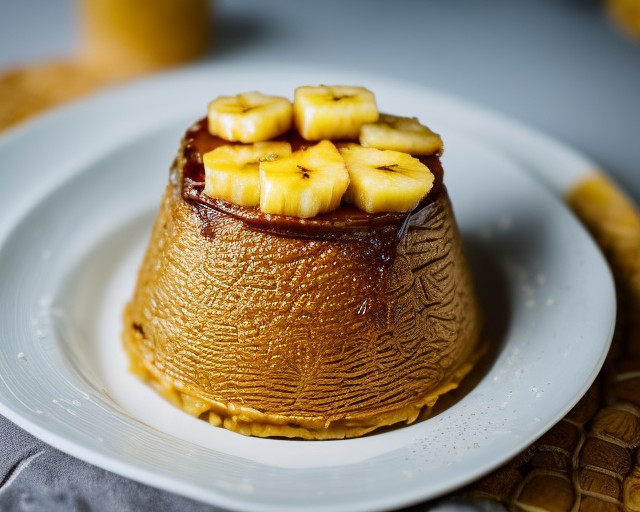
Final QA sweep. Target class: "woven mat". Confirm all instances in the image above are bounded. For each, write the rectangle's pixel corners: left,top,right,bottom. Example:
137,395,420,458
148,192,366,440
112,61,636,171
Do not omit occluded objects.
1,58,640,511
464,174,640,510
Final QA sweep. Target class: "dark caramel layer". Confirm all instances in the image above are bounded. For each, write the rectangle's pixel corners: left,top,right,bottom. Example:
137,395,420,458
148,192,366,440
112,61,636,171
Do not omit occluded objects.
181,118,443,239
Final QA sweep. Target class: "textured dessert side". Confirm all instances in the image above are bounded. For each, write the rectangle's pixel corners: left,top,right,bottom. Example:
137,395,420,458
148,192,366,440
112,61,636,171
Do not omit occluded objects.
123,85,482,439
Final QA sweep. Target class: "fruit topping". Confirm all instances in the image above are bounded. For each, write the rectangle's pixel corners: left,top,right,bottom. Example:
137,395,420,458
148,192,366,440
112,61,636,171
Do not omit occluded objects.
203,142,292,207
339,144,434,214
259,140,349,219
359,114,443,155
201,86,439,218
207,91,292,143
293,85,378,141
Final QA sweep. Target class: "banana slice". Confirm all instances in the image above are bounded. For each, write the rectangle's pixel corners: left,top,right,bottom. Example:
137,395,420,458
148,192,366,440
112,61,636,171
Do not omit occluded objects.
207,92,293,143
293,85,378,141
359,114,443,155
203,141,292,207
259,140,350,218
339,143,434,214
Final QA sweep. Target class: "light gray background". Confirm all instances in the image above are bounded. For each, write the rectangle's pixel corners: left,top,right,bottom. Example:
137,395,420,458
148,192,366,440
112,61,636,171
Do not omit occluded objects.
0,0,639,510
2,0,638,200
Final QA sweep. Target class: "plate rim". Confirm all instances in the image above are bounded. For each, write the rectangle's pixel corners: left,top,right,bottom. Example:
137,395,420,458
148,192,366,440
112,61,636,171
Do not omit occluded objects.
0,62,616,512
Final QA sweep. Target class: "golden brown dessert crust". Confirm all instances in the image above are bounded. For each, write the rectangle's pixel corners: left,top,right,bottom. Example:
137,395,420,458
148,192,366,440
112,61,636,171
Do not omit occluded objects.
122,138,482,438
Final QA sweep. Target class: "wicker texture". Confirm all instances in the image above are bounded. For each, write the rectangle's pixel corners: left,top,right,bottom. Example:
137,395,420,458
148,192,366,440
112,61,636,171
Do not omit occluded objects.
466,173,640,510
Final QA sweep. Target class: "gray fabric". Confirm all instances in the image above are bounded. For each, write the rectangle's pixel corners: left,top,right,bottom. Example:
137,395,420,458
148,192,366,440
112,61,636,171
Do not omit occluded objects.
0,414,504,511
0,415,217,512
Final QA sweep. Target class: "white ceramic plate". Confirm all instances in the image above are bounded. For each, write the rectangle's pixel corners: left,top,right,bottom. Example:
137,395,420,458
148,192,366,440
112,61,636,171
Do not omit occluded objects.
0,63,615,512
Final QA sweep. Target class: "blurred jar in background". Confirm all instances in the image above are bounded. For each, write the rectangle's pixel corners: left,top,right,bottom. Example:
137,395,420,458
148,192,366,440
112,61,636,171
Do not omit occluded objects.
607,0,640,38
78,0,212,77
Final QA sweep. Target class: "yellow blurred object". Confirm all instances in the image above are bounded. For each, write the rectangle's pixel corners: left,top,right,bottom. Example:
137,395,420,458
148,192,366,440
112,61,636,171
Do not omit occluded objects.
78,0,212,76
0,0,212,131
0,61,122,131
607,0,640,38
568,173,640,358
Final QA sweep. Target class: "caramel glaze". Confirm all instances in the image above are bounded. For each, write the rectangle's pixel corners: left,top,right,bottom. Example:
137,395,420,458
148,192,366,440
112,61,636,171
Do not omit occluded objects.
123,117,482,439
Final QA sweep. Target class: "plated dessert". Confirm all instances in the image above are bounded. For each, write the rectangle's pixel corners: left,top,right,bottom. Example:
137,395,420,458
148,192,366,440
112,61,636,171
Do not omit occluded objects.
123,85,482,439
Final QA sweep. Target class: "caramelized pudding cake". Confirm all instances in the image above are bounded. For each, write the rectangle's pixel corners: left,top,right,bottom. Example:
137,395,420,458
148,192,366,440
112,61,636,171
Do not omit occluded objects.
123,85,482,439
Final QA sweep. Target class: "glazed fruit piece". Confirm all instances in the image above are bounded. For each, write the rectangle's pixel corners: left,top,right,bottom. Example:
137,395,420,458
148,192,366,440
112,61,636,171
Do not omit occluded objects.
293,85,378,141
339,143,435,214
259,140,349,218
359,113,444,155
203,141,292,207
207,91,292,143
